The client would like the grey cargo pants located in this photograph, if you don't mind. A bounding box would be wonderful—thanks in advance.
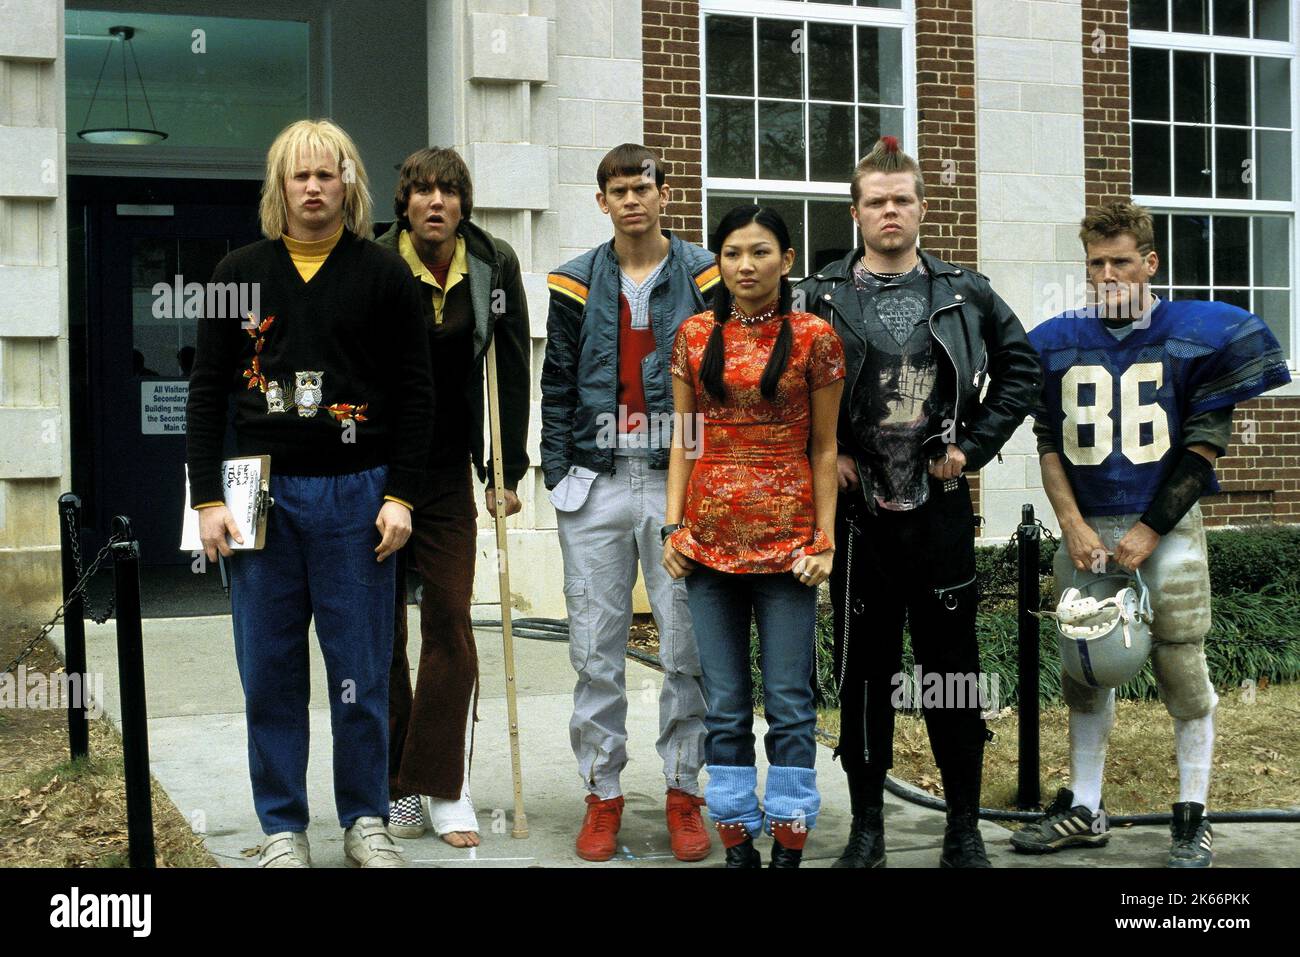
[556,453,707,799]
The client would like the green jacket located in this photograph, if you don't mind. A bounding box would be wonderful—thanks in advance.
[375,218,531,490]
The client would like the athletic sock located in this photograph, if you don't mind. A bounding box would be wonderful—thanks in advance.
[1174,711,1215,807]
[1069,691,1115,813]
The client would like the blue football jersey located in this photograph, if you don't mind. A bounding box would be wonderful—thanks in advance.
[1030,298,1291,516]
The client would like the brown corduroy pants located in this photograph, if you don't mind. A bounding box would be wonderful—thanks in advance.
[388,463,479,801]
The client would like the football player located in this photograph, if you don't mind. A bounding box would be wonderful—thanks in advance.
[1015,202,1291,867]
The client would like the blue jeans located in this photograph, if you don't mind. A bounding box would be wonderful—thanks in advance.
[230,466,395,833]
[686,566,820,833]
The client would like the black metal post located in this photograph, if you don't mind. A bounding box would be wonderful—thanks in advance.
[1016,503,1041,810]
[110,516,155,868]
[58,493,89,761]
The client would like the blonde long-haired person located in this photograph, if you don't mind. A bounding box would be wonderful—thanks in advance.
[662,205,844,868]
[186,119,434,867]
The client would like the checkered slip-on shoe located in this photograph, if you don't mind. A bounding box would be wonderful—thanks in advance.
[1011,788,1110,854]
[387,795,426,840]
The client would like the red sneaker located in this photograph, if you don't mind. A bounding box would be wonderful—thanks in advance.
[665,788,712,862]
[576,794,624,861]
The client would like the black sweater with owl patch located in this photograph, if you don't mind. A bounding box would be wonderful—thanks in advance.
[185,228,434,506]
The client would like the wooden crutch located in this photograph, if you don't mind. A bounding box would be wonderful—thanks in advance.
[485,335,529,838]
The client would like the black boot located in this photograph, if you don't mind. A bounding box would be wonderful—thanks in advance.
[769,821,805,868]
[770,842,803,868]
[940,807,991,868]
[723,836,762,869]
[938,746,991,868]
[832,807,886,868]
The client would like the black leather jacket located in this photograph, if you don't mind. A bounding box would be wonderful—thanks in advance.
[795,248,1042,474]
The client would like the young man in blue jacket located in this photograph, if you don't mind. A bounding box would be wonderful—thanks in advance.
[541,144,718,862]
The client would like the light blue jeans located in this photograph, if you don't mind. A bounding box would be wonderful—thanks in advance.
[686,565,820,834]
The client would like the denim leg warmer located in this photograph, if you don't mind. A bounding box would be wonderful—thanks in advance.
[764,765,820,833]
[705,764,763,837]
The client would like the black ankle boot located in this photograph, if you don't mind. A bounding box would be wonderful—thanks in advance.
[940,808,991,868]
[769,842,802,868]
[832,807,886,868]
[938,741,991,868]
[724,836,762,868]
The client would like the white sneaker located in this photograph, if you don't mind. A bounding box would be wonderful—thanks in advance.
[345,816,408,867]
[388,795,427,839]
[258,831,311,868]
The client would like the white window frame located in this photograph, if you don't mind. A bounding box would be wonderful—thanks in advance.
[700,0,917,272]
[1131,19,1300,375]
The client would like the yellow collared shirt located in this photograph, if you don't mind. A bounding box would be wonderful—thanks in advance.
[398,230,468,326]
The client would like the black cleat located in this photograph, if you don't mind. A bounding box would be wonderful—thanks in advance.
[1167,802,1213,868]
[1011,788,1110,854]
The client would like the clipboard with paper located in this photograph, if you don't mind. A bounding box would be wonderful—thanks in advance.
[179,455,273,551]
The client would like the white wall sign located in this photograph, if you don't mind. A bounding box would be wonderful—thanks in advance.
[141,380,188,435]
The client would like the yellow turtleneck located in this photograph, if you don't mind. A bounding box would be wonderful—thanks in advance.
[282,225,344,281]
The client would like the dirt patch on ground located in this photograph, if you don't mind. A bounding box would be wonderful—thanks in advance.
[0,625,215,867]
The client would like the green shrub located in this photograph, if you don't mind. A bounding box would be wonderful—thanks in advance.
[1205,525,1300,594]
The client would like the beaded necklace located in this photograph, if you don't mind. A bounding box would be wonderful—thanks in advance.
[730,298,779,326]
[859,255,919,284]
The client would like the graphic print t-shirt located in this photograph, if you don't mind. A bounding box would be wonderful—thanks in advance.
[850,258,950,511]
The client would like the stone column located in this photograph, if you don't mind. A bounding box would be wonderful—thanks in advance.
[0,0,67,620]
[975,0,1087,540]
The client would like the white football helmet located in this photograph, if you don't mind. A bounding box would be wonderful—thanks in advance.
[1046,569,1154,689]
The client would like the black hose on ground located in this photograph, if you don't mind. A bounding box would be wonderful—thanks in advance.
[475,618,1300,826]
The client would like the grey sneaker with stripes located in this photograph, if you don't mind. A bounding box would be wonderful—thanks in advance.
[1167,802,1213,868]
[1011,788,1109,854]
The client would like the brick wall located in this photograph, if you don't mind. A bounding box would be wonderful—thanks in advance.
[1081,0,1131,207]
[915,0,978,268]
[643,0,704,245]
[1201,399,1300,526]
[915,0,981,520]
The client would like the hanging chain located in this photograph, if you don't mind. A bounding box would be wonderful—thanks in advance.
[66,508,117,625]
[3,529,125,676]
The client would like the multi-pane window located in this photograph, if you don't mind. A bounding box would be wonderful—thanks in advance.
[1130,48,1291,200]
[701,1,913,277]
[1131,1,1297,364]
[1149,213,1293,347]
[1130,0,1289,39]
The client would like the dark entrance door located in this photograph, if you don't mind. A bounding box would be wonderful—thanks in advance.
[71,177,261,567]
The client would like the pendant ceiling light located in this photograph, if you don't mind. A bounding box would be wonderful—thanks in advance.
[76,26,168,145]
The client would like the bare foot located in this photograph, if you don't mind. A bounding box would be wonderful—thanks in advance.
[440,830,480,848]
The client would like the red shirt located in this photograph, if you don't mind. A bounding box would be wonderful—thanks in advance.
[617,292,656,432]
[669,310,845,573]
[430,258,451,289]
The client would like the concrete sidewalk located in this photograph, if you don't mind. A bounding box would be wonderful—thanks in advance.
[51,611,1298,868]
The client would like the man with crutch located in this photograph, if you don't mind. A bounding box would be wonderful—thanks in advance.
[375,147,531,847]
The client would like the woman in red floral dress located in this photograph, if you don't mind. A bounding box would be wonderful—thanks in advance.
[661,205,844,868]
